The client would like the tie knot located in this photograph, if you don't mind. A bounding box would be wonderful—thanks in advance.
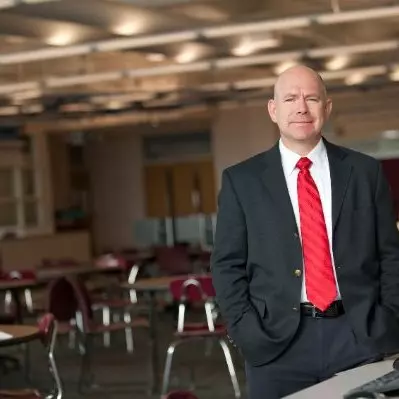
[296,157,312,171]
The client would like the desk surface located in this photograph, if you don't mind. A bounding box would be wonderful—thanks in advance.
[0,325,40,347]
[284,359,398,398]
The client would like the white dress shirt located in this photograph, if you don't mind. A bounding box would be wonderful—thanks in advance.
[279,138,341,303]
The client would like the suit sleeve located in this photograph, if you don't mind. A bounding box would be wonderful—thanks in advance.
[375,162,399,315]
[211,169,252,329]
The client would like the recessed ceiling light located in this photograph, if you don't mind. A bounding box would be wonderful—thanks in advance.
[273,60,298,75]
[46,31,75,46]
[232,37,280,57]
[175,48,198,64]
[344,73,366,85]
[389,67,399,81]
[112,21,142,36]
[325,55,350,71]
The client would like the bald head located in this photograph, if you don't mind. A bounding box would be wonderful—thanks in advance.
[267,64,332,155]
[274,65,327,101]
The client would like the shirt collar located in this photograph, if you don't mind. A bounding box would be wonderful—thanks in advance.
[279,137,326,176]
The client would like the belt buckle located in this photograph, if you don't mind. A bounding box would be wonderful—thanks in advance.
[311,305,321,318]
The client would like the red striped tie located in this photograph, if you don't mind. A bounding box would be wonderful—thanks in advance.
[296,157,337,311]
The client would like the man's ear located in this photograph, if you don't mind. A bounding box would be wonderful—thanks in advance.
[268,99,277,123]
[325,98,332,119]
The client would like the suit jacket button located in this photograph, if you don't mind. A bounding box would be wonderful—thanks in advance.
[292,306,299,311]
[294,269,302,277]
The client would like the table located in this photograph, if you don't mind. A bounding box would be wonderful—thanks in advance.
[284,359,399,398]
[0,325,40,347]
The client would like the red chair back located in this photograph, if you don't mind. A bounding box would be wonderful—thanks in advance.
[38,313,55,347]
[66,276,94,332]
[46,277,79,322]
[170,275,215,302]
[155,246,192,275]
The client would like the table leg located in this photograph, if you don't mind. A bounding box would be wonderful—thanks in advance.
[10,288,23,323]
[148,290,160,394]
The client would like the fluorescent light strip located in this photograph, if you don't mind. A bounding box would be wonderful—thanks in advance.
[0,6,399,65]
[0,45,92,65]
[127,62,210,78]
[95,31,198,52]
[316,5,399,24]
[215,51,302,69]
[0,81,39,95]
[320,65,387,80]
[307,40,399,58]
[203,16,310,38]
[46,71,123,88]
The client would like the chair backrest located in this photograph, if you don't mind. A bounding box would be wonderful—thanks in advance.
[170,275,215,302]
[37,313,63,399]
[46,277,79,323]
[155,246,192,275]
[65,276,93,333]
[164,391,199,399]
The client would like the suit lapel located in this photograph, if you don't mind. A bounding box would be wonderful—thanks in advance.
[324,139,352,232]
[260,143,299,236]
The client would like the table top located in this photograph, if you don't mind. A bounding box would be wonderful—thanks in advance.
[0,325,40,347]
[122,274,211,292]
[284,359,398,398]
[0,279,40,291]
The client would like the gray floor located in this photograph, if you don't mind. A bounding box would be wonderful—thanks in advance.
[0,311,248,399]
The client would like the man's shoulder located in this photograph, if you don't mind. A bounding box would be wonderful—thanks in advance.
[223,148,274,178]
[328,141,380,170]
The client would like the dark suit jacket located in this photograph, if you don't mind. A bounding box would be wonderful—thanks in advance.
[211,138,399,367]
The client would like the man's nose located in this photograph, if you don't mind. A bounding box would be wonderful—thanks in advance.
[296,98,308,114]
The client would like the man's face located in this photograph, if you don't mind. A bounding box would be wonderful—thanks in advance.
[268,68,332,146]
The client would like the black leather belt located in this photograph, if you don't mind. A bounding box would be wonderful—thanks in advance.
[300,300,345,318]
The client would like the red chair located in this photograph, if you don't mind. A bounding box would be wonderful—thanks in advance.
[163,391,199,399]
[0,313,63,398]
[161,276,241,398]
[155,246,193,275]
[64,276,149,391]
[93,254,142,350]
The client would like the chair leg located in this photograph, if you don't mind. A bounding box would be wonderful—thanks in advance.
[161,341,178,396]
[218,338,241,398]
[24,288,33,313]
[49,344,63,399]
[123,311,134,353]
[102,306,111,347]
[78,335,94,393]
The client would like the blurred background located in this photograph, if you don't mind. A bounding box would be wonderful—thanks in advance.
[0,1,398,398]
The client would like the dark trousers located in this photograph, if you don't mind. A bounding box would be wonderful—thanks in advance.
[245,314,382,399]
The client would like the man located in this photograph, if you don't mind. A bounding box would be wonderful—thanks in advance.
[211,65,399,399]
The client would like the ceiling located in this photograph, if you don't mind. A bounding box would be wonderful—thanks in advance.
[0,0,398,125]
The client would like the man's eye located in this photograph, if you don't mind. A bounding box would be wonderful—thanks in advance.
[285,98,294,102]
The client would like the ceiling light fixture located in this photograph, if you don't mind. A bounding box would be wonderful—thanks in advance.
[146,53,166,62]
[325,55,350,71]
[46,31,76,46]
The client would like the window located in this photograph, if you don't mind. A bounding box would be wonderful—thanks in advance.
[0,166,39,234]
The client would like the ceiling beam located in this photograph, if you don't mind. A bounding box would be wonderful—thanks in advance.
[1,4,399,64]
